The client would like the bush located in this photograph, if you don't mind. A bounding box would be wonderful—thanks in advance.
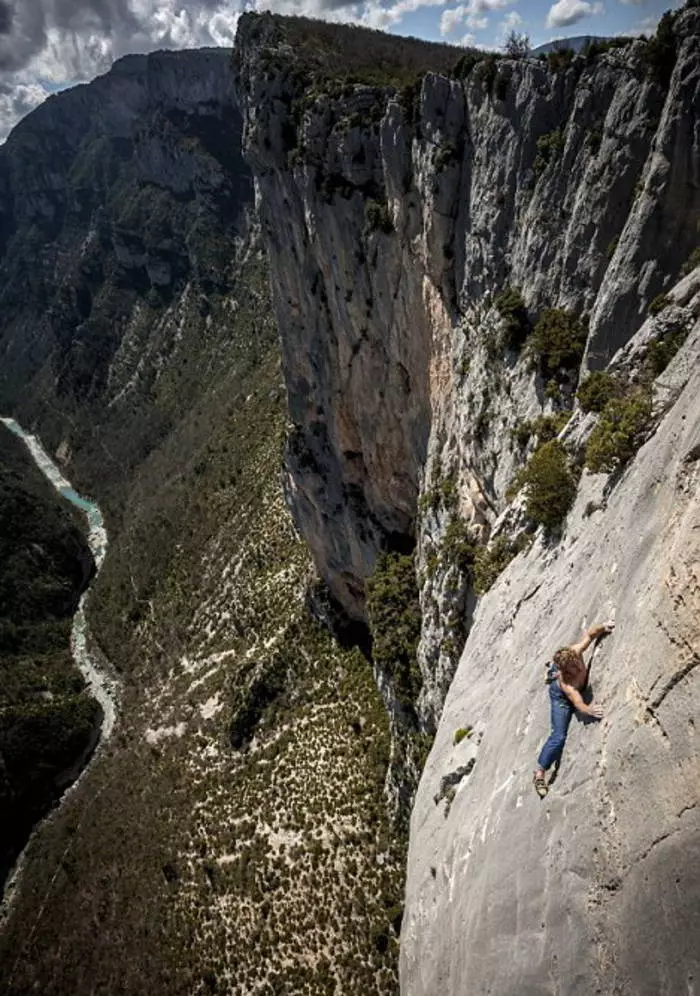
[534,129,565,174]
[504,30,530,59]
[434,140,459,171]
[547,48,574,73]
[529,308,587,380]
[511,412,570,448]
[441,518,478,576]
[494,286,530,350]
[648,293,671,315]
[473,533,529,593]
[451,52,482,79]
[645,327,690,377]
[515,440,578,533]
[365,552,422,710]
[641,10,677,87]
[577,371,622,413]
[680,246,700,277]
[453,726,473,745]
[365,199,393,234]
[585,389,653,473]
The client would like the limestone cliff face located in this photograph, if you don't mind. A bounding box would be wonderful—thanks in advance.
[235,12,700,992]
[401,274,700,996]
[235,10,700,733]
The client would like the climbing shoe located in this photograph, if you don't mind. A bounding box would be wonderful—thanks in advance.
[533,773,548,799]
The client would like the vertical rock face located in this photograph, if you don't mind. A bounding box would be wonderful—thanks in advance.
[400,291,700,996]
[235,13,700,991]
[234,9,699,650]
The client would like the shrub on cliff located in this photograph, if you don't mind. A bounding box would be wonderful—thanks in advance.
[585,389,653,473]
[645,326,691,377]
[641,10,677,87]
[576,371,623,413]
[473,533,530,594]
[514,440,578,533]
[648,293,671,316]
[495,286,530,350]
[529,308,587,380]
[680,246,700,277]
[365,199,394,234]
[366,552,422,710]
[534,128,565,174]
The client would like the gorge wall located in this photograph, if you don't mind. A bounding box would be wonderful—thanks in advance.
[235,9,700,994]
[0,10,698,995]
[235,8,699,722]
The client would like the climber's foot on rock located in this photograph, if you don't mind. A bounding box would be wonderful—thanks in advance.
[533,771,548,799]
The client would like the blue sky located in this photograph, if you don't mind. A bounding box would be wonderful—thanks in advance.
[389,0,681,50]
[0,0,686,142]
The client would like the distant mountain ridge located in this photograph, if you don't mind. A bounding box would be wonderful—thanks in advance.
[532,34,614,54]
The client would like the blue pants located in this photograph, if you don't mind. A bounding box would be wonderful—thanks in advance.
[537,683,574,771]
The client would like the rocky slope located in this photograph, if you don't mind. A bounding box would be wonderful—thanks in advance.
[0,49,403,995]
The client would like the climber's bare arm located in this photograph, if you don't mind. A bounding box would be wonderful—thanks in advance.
[569,621,614,657]
[560,682,603,719]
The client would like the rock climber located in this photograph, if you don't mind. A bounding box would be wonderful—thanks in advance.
[533,620,615,799]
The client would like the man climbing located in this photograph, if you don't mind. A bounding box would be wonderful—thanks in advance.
[533,620,615,799]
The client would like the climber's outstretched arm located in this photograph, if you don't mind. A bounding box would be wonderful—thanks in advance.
[560,682,603,719]
[569,621,614,657]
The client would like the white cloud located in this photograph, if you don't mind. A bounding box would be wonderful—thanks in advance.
[364,0,447,30]
[439,0,509,35]
[545,0,603,29]
[502,9,523,28]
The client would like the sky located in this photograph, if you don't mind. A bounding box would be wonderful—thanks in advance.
[0,0,685,142]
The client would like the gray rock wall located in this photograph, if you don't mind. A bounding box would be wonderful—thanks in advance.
[235,10,700,731]
[400,298,700,996]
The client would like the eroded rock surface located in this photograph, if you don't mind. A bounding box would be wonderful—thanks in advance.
[400,324,700,996]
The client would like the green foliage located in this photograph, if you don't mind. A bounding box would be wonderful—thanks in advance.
[514,441,578,533]
[680,246,700,277]
[640,10,677,87]
[434,140,459,171]
[419,472,458,514]
[365,199,394,234]
[494,286,530,350]
[645,326,690,377]
[255,14,469,90]
[473,533,530,594]
[582,37,633,62]
[503,30,530,59]
[441,518,478,575]
[576,371,622,413]
[451,51,483,79]
[547,48,575,72]
[648,293,671,315]
[585,389,653,473]
[529,307,587,380]
[510,412,570,448]
[366,552,422,711]
[534,128,565,174]
[0,425,100,888]
[453,726,473,745]
[476,54,498,92]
